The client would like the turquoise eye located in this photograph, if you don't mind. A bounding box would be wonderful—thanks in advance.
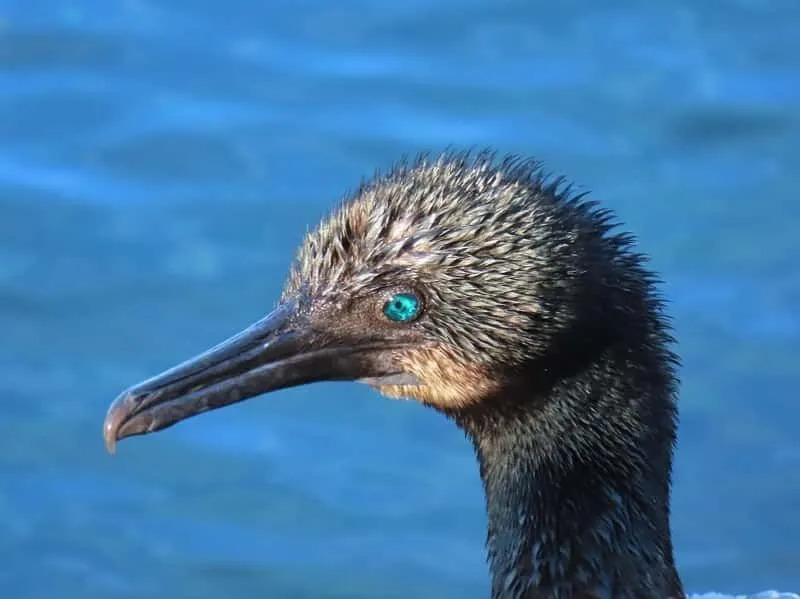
[383,293,422,323]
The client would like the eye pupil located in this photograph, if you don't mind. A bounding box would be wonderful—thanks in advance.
[383,293,421,323]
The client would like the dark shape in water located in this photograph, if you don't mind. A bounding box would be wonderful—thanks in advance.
[104,151,684,598]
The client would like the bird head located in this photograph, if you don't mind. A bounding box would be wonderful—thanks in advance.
[104,153,622,451]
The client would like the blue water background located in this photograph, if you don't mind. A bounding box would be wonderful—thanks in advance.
[0,1,798,596]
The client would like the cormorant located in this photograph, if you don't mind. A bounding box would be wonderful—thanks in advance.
[104,152,684,598]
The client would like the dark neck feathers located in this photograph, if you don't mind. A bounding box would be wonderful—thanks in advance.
[448,317,683,598]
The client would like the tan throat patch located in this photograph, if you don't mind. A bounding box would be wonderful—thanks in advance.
[374,345,501,409]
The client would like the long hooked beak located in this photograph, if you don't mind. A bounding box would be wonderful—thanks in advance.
[103,299,411,453]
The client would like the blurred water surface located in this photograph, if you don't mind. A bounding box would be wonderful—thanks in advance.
[1,0,798,597]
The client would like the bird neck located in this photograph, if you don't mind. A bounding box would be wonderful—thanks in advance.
[452,342,683,599]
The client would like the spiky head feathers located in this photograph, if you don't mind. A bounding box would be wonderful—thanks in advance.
[281,152,650,408]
